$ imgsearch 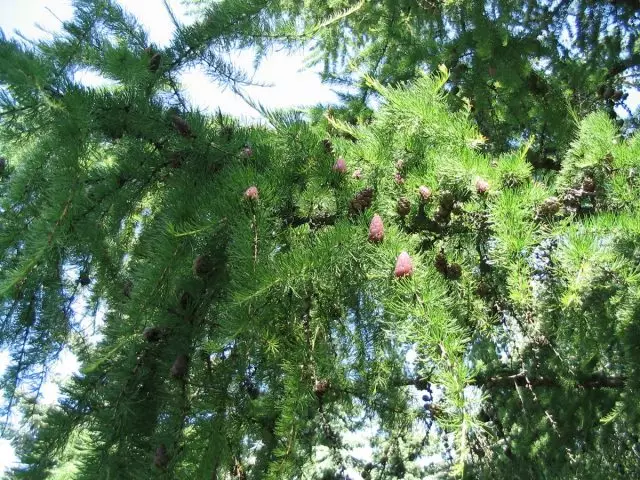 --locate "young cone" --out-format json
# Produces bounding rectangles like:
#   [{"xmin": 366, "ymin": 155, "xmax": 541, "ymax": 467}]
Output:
[
  {"xmin": 476, "ymin": 178, "xmax": 490, "ymax": 194},
  {"xmin": 244, "ymin": 186, "xmax": 259, "ymax": 201},
  {"xmin": 418, "ymin": 185, "xmax": 432, "ymax": 202},
  {"xmin": 368, "ymin": 214, "xmax": 384, "ymax": 243},
  {"xmin": 394, "ymin": 251, "xmax": 413, "ymax": 278},
  {"xmin": 332, "ymin": 157, "xmax": 347, "ymax": 173}
]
